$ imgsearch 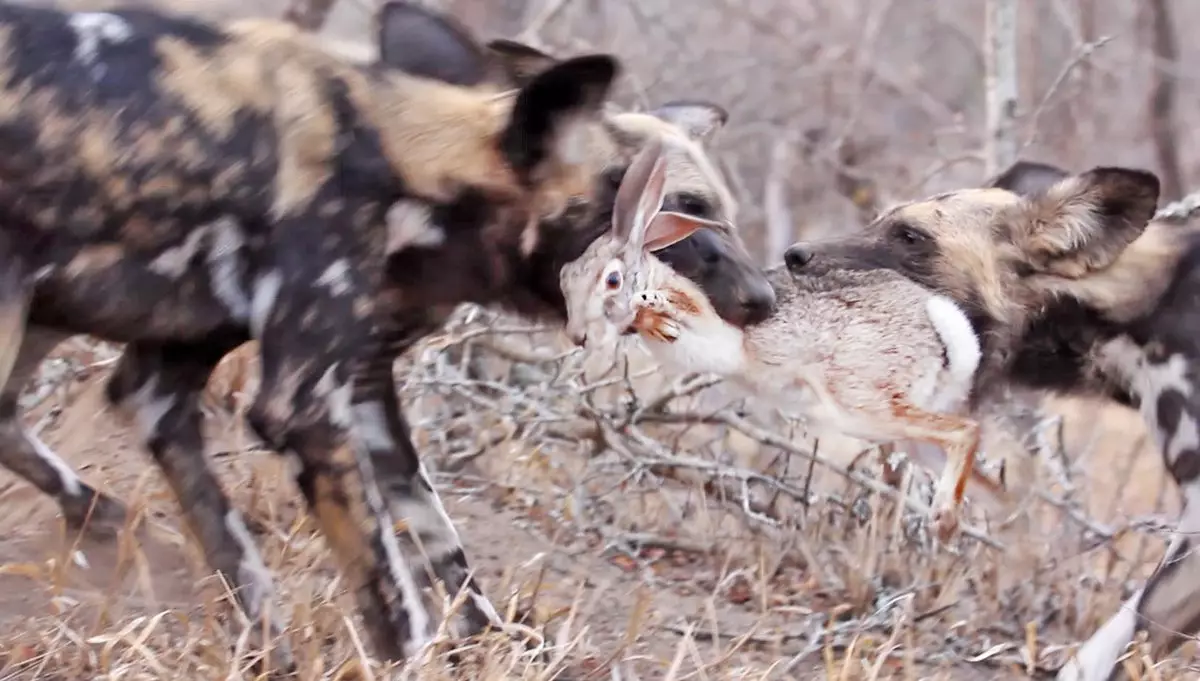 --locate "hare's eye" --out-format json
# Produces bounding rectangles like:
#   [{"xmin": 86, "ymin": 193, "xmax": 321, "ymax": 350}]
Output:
[{"xmin": 604, "ymin": 270, "xmax": 622, "ymax": 290}]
